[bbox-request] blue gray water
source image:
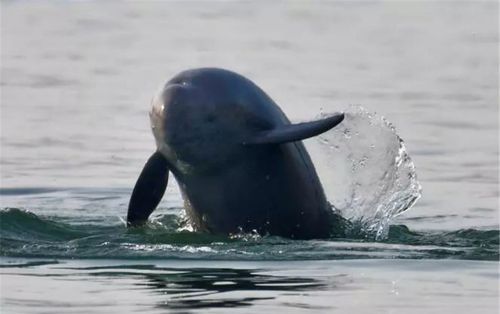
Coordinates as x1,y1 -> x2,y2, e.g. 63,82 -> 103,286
1,1 -> 498,313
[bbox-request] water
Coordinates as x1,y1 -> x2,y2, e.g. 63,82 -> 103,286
1,1 -> 498,313
313,107 -> 422,239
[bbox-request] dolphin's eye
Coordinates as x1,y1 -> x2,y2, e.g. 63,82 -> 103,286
206,114 -> 216,123
226,104 -> 274,131
244,112 -> 274,131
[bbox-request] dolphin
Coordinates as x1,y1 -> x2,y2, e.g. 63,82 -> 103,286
127,68 -> 344,239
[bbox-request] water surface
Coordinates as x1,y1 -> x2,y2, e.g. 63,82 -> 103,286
1,1 -> 498,313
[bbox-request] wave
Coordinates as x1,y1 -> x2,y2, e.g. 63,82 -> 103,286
1,208 -> 497,261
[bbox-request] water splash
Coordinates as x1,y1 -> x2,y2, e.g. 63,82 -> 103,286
310,106 -> 422,240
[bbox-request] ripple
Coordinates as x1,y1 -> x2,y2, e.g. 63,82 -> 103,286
0,209 -> 497,261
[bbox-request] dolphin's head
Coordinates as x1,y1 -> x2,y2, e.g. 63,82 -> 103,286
150,70 -> 277,174
129,68 -> 345,228
149,68 -> 345,175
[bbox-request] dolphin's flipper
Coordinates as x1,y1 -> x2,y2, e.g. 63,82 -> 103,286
127,151 -> 169,226
245,112 -> 344,145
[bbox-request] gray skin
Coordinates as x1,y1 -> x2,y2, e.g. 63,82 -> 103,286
127,68 -> 345,239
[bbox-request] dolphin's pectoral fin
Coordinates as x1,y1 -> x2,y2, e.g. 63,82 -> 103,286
127,151 -> 169,227
244,112 -> 344,145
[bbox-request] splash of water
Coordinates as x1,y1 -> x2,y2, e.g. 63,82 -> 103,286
309,106 -> 422,240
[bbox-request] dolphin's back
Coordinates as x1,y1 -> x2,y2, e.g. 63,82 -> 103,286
176,128 -> 332,239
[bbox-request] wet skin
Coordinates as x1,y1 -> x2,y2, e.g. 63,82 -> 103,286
127,68 -> 344,239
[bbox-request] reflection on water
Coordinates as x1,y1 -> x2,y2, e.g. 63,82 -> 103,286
122,266 -> 323,310
1,258 -> 497,314
4,261 -> 334,312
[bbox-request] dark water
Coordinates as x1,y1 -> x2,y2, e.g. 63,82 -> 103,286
1,1 -> 499,313
0,198 -> 498,261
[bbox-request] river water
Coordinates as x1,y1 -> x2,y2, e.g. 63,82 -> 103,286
1,1 -> 498,313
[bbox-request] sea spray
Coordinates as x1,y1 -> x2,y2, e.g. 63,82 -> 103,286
309,106 -> 422,240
